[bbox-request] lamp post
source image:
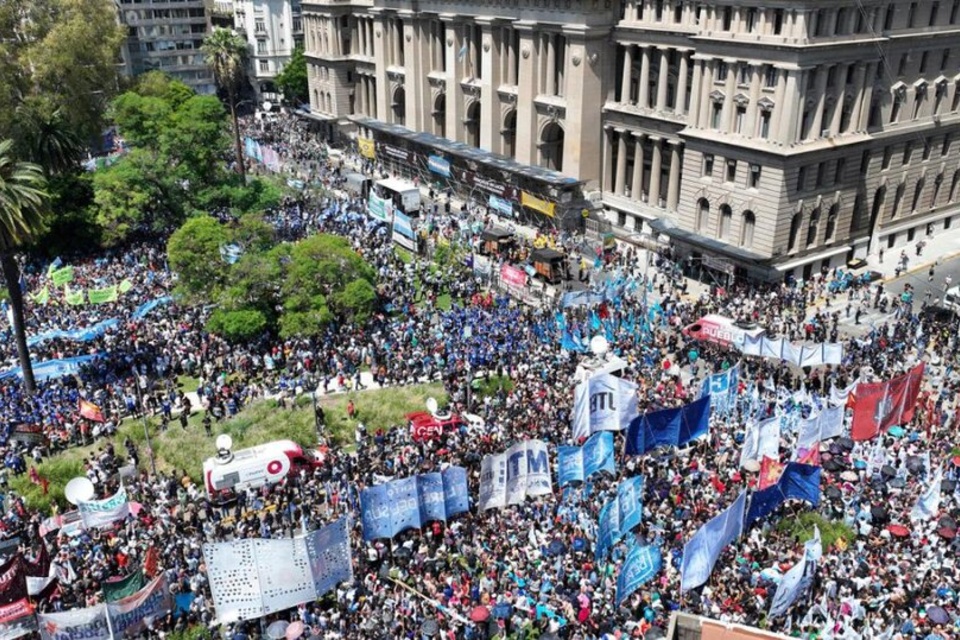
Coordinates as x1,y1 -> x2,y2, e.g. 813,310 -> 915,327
133,370 -> 157,476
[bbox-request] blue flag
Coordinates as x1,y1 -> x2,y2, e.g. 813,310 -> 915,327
745,463 -> 822,529
680,490 -> 747,592
595,476 -> 645,560
617,544 -> 663,606
700,364 -> 740,415
441,466 -> 470,517
361,467 -> 471,540
557,431 -> 616,487
624,396 -> 712,456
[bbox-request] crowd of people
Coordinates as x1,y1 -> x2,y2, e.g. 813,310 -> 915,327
1,112 -> 959,640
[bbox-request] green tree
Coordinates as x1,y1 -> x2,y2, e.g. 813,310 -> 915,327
92,150 -> 174,245
0,139 -> 49,394
134,71 -> 195,109
8,0 -> 125,144
202,29 -> 249,181
166,215 -> 231,302
207,308 -> 267,342
160,95 -> 229,186
275,47 -> 308,104
330,278 -> 377,324
11,99 -> 85,177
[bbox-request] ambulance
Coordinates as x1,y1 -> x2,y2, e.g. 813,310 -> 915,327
681,314 -> 765,349
203,438 -> 325,501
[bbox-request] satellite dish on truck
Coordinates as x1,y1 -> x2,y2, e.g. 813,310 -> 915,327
426,397 -> 439,415
216,434 -> 234,462
64,477 -> 95,505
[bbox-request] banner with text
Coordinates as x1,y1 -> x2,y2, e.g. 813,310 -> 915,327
360,467 -> 469,540
479,440 -> 552,510
77,485 -> 130,529
571,372 -> 639,440
557,431 -> 616,487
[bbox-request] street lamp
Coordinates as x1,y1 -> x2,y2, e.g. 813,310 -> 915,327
132,369 -> 157,476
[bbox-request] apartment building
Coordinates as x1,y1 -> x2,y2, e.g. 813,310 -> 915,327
233,0 -> 305,101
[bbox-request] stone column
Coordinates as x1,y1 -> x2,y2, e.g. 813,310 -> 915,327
778,68 -> 800,144
478,19 -> 501,152
829,64 -> 846,136
675,50 -> 689,113
808,65 -> 830,138
666,140 -> 681,211
656,48 -> 669,111
648,136 -> 662,207
848,63 -> 868,133
631,133 -> 645,200
721,60 -> 737,131
373,14 -> 390,121
602,126 -> 615,192
745,63 -> 762,136
615,129 -> 628,195
514,22 -> 540,164
638,46 -> 651,109
688,57 -> 704,125
621,45 -> 634,103
546,33 -> 556,95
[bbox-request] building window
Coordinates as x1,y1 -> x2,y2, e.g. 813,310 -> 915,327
259,59 -> 268,72
836,7 -> 847,33
749,164 -> 761,188
758,110 -> 772,139
952,0 -> 960,23
716,62 -> 728,82
696,199 -> 710,232
815,162 -> 825,187
257,39 -> 267,53
942,49 -> 951,71
773,8 -> 785,34
923,140 -> 933,160
903,142 -> 913,164
931,1 -> 941,24
920,51 -> 930,74
892,182 -> 906,217
726,159 -> 737,182
825,204 -> 838,242
255,19 -> 266,33
734,105 -> 746,133
834,158 -> 846,184
737,65 -> 749,86
788,213 -> 802,251
711,102 -> 723,128
884,4 -> 895,30
807,208 -> 821,247
293,18 -> 302,32
746,8 -> 758,31
703,154 -> 715,177
764,66 -> 778,88
741,211 -> 756,248
912,178 -> 925,211
718,205 -> 733,239
933,173 -> 944,204
943,134 -> 953,156
882,146 -> 893,169
722,6 -> 732,30
796,166 -> 807,192
951,170 -> 960,201
908,2 -> 918,27
861,150 -> 872,172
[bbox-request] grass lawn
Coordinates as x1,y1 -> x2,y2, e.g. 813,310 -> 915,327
10,381 -> 447,512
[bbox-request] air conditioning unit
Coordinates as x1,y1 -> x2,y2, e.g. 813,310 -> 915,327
821,129 -> 831,138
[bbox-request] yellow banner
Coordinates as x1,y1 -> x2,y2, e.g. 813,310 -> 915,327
358,137 -> 376,160
520,192 -> 556,217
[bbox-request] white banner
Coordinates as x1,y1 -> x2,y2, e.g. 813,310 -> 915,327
479,440 -> 552,510
740,415 -> 782,469
38,605 -> 111,640
77,486 -> 130,529
571,373 -> 638,441
741,335 -> 843,368
204,519 -> 353,623
796,406 -> 844,450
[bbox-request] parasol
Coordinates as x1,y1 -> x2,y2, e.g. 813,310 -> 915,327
420,619 -> 439,637
285,622 -> 305,640
887,524 -> 910,537
927,606 -> 950,625
266,621 -> 289,640
469,606 -> 490,623
936,526 -> 957,540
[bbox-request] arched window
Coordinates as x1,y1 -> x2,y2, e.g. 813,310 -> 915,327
825,204 -> 838,242
696,198 -> 710,233
718,204 -> 733,239
740,210 -> 756,248
392,87 -> 406,126
807,208 -> 821,247
788,212 -> 802,251
433,94 -> 446,138
502,110 -> 517,158
540,122 -> 564,171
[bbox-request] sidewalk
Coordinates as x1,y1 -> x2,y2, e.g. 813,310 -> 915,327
863,230 -> 960,284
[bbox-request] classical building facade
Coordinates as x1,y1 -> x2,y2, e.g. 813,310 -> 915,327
117,0 -> 216,95
303,0 -> 960,281
232,0 -> 305,101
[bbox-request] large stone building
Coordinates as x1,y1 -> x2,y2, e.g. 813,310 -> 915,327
303,0 -> 960,281
231,0 -> 305,101
117,0 -> 216,95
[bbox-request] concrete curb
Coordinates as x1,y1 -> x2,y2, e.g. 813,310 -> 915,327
878,248 -> 960,284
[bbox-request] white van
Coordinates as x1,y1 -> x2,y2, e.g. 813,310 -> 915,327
944,285 -> 960,312
202,439 -> 324,501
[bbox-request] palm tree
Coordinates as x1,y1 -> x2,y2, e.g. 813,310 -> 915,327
0,139 -> 49,395
202,28 -> 249,181
12,102 -> 85,177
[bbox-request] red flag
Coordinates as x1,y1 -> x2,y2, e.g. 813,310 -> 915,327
27,468 -> 49,495
797,444 -> 821,467
759,456 -> 785,490
0,556 -> 28,606
79,399 -> 105,423
22,543 -> 50,579
143,546 -> 159,578
851,363 -> 925,441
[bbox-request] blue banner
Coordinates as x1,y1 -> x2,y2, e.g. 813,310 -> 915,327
560,291 -> 605,308
392,211 -> 415,240
617,544 -> 663,606
0,354 -> 102,382
428,155 -> 451,177
361,467 -> 470,540
28,318 -> 120,347
557,431 -> 615,487
680,489 -> 747,592
595,476 -> 644,560
624,395 -> 712,456
132,296 -> 172,320
700,364 -> 739,415
488,195 -> 514,217
745,463 -> 822,529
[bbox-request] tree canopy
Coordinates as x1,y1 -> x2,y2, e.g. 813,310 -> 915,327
167,219 -> 379,342
276,47 -> 309,105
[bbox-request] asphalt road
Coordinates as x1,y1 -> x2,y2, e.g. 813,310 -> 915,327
882,252 -> 960,303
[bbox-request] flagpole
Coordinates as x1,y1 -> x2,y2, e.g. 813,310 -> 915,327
133,369 -> 157,476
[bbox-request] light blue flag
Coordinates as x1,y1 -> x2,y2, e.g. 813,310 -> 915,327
911,466 -> 943,522
700,364 -> 739,415
769,526 -> 821,618
680,490 -> 747,592
616,544 -> 663,606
